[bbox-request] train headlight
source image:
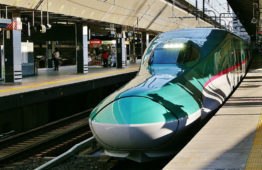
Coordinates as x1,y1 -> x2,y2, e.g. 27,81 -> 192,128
163,43 -> 184,49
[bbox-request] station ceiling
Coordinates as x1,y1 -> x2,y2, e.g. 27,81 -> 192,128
0,0 -> 211,32
227,0 -> 260,40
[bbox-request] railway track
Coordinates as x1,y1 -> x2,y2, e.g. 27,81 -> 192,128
35,136 -> 172,170
0,109 -> 206,169
0,109 -> 93,168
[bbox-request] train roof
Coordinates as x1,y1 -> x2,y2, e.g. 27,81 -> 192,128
159,28 -> 243,43
156,28 -> 224,49
159,28 -> 226,40
154,28 -> 246,58
161,28 -> 218,38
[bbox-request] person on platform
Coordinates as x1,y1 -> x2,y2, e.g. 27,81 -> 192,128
111,52 -> 116,67
52,48 -> 61,71
102,50 -> 109,67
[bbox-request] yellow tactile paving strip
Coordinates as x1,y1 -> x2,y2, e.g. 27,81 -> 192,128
246,109 -> 262,170
0,67 -> 139,93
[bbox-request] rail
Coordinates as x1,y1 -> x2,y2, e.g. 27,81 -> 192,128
35,136 -> 96,170
0,109 -> 92,166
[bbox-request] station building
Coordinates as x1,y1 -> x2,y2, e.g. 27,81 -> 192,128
0,0 -> 212,84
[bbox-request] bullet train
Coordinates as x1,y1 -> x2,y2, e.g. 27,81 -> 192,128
89,28 -> 251,162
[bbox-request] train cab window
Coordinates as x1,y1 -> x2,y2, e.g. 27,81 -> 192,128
149,42 -> 200,66
183,43 -> 200,66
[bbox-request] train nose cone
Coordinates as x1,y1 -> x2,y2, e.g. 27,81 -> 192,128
89,97 -> 178,149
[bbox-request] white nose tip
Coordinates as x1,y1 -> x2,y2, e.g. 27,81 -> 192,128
90,120 -> 178,150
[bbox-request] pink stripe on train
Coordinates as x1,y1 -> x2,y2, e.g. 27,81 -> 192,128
203,59 -> 247,88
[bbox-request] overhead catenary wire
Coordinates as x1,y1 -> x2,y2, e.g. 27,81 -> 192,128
185,0 -> 234,29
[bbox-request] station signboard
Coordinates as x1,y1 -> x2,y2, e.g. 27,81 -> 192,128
2,18 -> 22,30
90,39 -> 102,48
90,40 -> 102,44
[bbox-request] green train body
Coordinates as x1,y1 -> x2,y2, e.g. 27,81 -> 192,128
89,28 -> 251,162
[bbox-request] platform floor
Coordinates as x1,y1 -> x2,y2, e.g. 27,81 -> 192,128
164,54 -> 262,170
0,60 -> 140,97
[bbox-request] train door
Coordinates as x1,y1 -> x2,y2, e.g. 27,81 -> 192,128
208,38 -> 232,104
232,38 -> 238,87
227,38 -> 234,90
241,42 -> 247,76
237,43 -> 241,83
237,41 -> 242,81
218,38 -> 233,98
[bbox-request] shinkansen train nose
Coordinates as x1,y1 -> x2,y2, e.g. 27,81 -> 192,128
89,97 -> 178,149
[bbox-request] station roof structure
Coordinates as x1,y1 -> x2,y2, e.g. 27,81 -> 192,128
0,0 -> 211,32
227,0 -> 260,40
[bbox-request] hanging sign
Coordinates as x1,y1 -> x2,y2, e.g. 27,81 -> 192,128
90,39 -> 102,48
3,18 -> 22,31
90,40 -> 102,45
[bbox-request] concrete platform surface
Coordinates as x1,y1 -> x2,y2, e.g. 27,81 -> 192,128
164,55 -> 262,170
0,61 -> 140,97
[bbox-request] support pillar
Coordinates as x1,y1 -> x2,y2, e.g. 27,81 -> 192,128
130,37 -> 134,55
76,24 -> 88,73
121,31 -> 126,67
116,27 -> 122,68
46,41 -> 52,68
142,32 -> 147,56
4,22 -> 22,83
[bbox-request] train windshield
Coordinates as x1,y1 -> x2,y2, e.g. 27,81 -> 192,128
149,42 -> 200,66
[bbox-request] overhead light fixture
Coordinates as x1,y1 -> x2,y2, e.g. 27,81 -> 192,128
46,24 -> 52,29
40,10 -> 46,33
251,17 -> 257,24
251,3 -> 258,24
40,25 -> 46,33
46,0 -> 51,29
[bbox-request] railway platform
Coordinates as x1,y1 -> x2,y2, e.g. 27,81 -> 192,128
0,61 -> 139,112
0,61 -> 140,97
0,60 -> 140,136
164,54 -> 262,170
